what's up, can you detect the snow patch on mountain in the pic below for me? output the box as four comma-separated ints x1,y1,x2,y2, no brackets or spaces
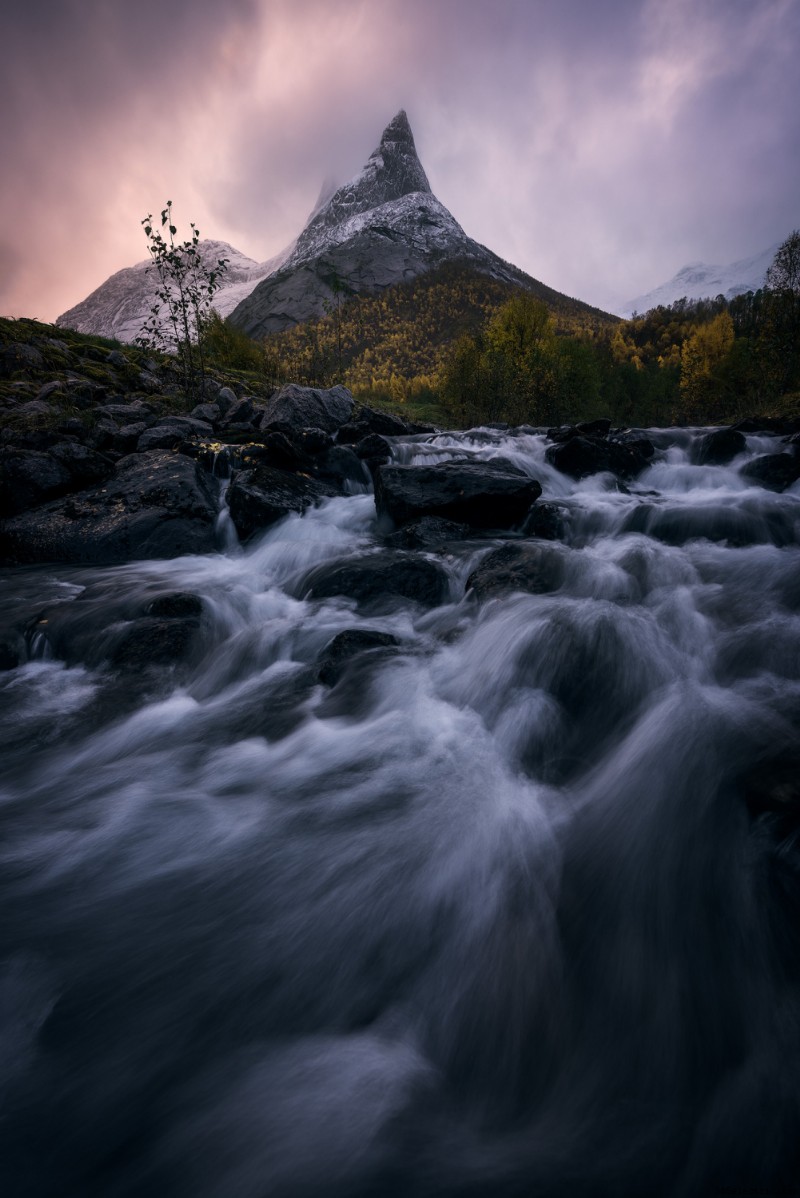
619,242,780,318
56,239,294,344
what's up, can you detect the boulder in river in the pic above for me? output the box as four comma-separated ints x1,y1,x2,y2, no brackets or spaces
466,543,567,600
316,629,400,685
374,460,542,529
383,515,472,549
693,427,747,466
740,453,800,493
300,550,450,610
0,450,220,565
545,432,652,480
227,465,338,542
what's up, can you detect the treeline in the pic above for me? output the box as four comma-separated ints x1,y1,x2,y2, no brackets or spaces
211,234,799,427
440,232,800,427
253,261,614,419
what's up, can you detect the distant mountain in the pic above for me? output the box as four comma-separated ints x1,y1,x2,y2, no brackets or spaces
230,110,603,338
56,240,295,344
619,242,780,318
57,111,608,345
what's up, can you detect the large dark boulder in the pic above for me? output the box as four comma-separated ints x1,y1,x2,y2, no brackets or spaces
316,629,400,685
313,445,370,489
520,502,565,540
383,515,472,549
26,587,207,672
374,460,542,529
545,434,652,480
693,427,747,466
740,453,800,492
337,406,413,442
0,444,114,518
300,551,450,609
260,384,355,435
0,450,220,565
0,449,72,518
227,465,338,541
466,543,566,600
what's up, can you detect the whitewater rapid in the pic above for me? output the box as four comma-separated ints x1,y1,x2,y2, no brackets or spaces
1,426,799,1196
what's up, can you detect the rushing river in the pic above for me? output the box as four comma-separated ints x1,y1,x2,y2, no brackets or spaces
1,426,799,1197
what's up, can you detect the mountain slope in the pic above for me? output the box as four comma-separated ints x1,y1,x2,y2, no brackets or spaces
620,241,780,317
56,240,295,344
229,110,604,337
57,109,610,345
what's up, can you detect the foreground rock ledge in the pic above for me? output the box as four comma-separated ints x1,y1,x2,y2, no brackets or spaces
0,450,219,565
374,459,542,529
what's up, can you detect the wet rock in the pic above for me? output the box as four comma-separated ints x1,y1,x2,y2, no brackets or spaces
227,465,338,541
520,502,565,540
260,384,355,435
466,543,566,600
0,450,220,565
108,617,203,671
545,434,651,480
144,592,203,618
114,422,149,454
0,631,25,670
259,430,316,473
49,442,115,490
0,449,72,518
577,418,612,437
314,445,369,489
89,418,120,452
136,426,185,452
316,629,400,685
222,397,256,425
337,407,412,442
622,499,796,548
190,402,222,425
301,551,450,609
694,427,747,466
216,386,238,414
384,515,471,549
374,460,542,529
740,453,800,493
353,434,392,465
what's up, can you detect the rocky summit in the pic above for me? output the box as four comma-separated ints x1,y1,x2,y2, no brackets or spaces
229,109,538,337
56,110,592,345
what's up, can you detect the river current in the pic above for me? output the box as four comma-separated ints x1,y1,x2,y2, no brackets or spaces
1,426,799,1196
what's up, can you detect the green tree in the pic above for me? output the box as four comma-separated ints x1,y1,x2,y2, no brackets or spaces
679,310,735,420
765,230,800,294
137,201,229,402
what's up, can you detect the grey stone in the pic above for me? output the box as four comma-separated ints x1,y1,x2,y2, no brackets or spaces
261,384,355,435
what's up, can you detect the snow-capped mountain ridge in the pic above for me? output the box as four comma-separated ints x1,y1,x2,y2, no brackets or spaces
229,110,538,337
620,241,780,317
56,239,295,344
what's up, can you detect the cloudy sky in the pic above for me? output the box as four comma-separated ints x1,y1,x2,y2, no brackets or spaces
2,0,798,322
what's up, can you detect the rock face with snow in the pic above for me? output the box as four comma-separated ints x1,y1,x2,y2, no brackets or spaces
56,240,295,344
619,242,780,318
229,110,536,337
